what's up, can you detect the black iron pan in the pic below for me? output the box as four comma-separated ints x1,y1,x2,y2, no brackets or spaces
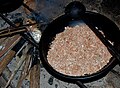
39,1,120,87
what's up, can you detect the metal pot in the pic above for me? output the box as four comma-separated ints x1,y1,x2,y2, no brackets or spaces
0,0,24,13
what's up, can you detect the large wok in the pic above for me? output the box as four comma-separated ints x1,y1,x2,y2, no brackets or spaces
39,1,120,87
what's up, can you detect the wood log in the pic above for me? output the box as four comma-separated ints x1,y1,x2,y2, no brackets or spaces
2,67,15,88
30,60,40,88
5,55,26,88
0,50,16,75
0,35,21,57
0,76,7,87
16,54,31,88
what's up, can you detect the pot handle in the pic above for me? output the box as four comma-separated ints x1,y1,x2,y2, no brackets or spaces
65,1,86,19
76,81,87,88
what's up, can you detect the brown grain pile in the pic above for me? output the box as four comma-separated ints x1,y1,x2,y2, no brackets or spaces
47,24,112,76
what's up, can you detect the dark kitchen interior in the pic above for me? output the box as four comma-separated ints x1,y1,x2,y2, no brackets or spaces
0,0,120,88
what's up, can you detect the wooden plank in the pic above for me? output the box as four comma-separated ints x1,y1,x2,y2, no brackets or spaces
0,76,7,87
16,54,31,88
30,60,40,88
5,55,26,88
2,67,11,81
0,50,16,75
2,67,15,88
0,35,21,58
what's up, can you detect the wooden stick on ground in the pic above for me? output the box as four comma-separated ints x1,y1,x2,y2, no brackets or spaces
16,54,31,88
4,55,26,88
0,50,16,75
30,60,40,88
2,67,15,88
